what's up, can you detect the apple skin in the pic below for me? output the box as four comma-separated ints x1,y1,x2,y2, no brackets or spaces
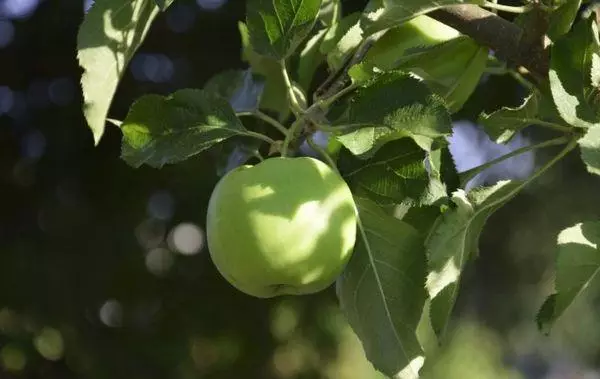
206,157,358,298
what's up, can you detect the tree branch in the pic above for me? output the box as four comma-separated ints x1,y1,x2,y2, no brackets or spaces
430,5,549,79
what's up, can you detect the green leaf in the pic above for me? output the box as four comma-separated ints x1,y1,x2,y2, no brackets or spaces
479,91,540,144
239,22,289,118
297,28,328,92
153,0,175,11
549,17,600,129
393,37,488,113
548,0,582,41
338,139,446,207
334,71,452,158
203,69,265,113
360,0,484,35
578,126,600,176
352,15,460,77
336,197,427,379
120,89,262,168
320,13,363,71
536,222,600,332
246,0,323,59
78,0,164,145
425,181,522,338
318,0,341,26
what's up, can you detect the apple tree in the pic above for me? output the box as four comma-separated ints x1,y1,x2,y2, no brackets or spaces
76,0,600,377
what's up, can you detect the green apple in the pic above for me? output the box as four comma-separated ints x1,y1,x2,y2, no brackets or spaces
206,157,358,298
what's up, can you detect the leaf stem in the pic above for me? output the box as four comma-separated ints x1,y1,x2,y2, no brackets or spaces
482,1,532,13
459,135,572,187
237,111,288,136
280,60,304,116
320,83,359,108
307,135,338,171
246,130,276,145
281,117,304,157
525,119,573,133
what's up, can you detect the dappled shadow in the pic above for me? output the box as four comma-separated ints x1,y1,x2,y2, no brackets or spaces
208,158,358,297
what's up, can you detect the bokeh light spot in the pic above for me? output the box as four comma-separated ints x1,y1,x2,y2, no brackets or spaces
0,0,40,19
0,86,14,115
21,129,46,160
147,190,175,220
131,53,174,83
0,20,15,48
0,344,26,372
196,0,227,10
166,3,196,33
99,300,123,328
145,247,174,277
34,327,64,361
135,218,166,249
168,223,205,255
48,77,75,106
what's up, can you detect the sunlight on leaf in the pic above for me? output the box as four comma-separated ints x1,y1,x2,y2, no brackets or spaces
426,181,522,338
78,0,167,144
537,222,600,332
360,0,484,35
120,89,261,168
549,17,600,129
334,71,452,158
578,126,600,176
246,0,323,59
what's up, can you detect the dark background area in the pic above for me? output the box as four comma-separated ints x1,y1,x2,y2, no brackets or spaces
1,1,600,378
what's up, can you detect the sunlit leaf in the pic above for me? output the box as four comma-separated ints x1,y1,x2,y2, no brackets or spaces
153,0,175,11
536,222,600,332
78,0,165,144
425,181,522,338
549,17,600,129
578,126,600,176
392,37,488,113
246,0,323,59
337,197,427,379
297,28,328,92
120,89,263,168
318,0,341,26
360,0,484,35
321,13,362,71
334,71,452,158
479,91,540,144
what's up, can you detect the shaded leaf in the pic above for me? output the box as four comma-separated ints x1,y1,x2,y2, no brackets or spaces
338,139,445,207
336,197,427,378
549,18,600,128
204,69,265,113
246,0,323,59
548,0,582,41
479,91,540,144
425,181,522,338
120,89,261,168
239,22,289,118
578,126,600,176
536,222,600,332
334,71,452,158
360,0,484,35
78,0,164,144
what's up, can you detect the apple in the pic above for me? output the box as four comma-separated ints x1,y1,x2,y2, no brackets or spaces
206,156,358,298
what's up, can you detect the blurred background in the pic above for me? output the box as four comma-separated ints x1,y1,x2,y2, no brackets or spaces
1,0,600,378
